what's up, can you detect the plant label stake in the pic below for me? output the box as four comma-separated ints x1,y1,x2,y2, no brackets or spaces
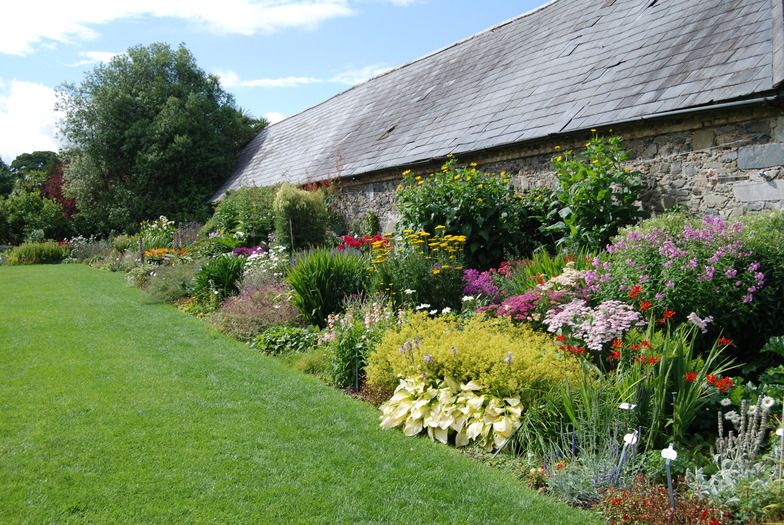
661,443,678,511
614,430,638,485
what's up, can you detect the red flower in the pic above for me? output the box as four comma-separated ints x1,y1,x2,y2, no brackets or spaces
647,357,661,365
663,310,675,318
565,254,574,263
612,339,624,349
639,301,653,310
640,340,651,349
555,334,566,342
608,350,622,361
684,372,697,382
717,336,735,347
628,285,642,299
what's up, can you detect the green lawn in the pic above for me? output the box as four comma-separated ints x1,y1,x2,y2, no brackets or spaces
0,265,600,524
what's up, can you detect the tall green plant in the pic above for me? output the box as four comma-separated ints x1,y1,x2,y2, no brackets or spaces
396,158,543,270
543,134,647,251
273,183,328,251
287,247,369,327
192,254,246,301
202,185,277,247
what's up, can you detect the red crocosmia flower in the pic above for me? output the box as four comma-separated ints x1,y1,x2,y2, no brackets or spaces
630,344,641,351
612,339,624,349
716,377,734,392
628,285,642,299
663,310,675,318
608,350,621,361
647,357,661,365
717,336,735,347
639,301,653,310
640,340,651,349
555,335,566,342
565,254,574,263
684,372,698,382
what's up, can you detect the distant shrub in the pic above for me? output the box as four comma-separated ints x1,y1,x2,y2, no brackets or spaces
274,182,328,250
209,280,301,341
365,311,578,402
192,254,245,300
5,241,68,265
287,247,369,327
140,215,177,250
202,185,277,247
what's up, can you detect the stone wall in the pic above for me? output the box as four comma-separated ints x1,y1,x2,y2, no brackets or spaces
332,102,784,232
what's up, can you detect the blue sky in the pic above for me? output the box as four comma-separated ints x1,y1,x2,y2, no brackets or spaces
0,0,549,164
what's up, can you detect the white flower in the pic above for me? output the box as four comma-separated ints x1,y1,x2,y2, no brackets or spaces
724,410,738,421
415,303,431,310
661,444,678,461
619,402,637,410
404,289,416,295
624,431,638,445
720,398,732,407
747,405,758,415
429,309,438,315
761,396,776,409
461,295,475,302
441,307,452,314
776,428,783,437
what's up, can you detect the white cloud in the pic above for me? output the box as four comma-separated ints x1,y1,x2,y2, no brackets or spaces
216,64,390,90
68,51,120,67
0,79,62,163
1,1,355,56
264,112,286,124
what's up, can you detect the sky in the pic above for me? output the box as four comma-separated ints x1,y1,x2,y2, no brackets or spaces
0,0,550,165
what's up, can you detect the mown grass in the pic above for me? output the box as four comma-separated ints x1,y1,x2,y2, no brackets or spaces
0,265,600,524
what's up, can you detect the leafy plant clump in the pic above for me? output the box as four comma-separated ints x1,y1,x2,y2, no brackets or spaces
191,253,246,301
542,134,647,251
202,185,277,247
273,182,329,251
250,325,319,355
396,158,543,270
5,241,69,265
209,280,301,341
365,311,578,402
287,247,369,327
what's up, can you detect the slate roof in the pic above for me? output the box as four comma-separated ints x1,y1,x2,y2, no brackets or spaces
214,0,780,199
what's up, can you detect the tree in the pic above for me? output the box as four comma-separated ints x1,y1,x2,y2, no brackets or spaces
56,43,264,235
0,159,13,197
9,151,60,193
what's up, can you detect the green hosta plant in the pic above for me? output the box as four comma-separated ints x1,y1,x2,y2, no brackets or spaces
543,134,647,251
192,253,246,301
379,374,522,450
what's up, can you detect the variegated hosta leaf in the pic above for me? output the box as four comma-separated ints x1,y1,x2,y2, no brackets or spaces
492,415,515,438
443,376,459,392
404,417,423,436
455,427,469,448
461,380,483,391
466,395,485,412
428,426,449,444
466,420,485,441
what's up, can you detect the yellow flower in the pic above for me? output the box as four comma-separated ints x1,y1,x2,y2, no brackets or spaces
477,198,483,202
447,154,453,158
586,143,591,147
591,128,596,132
555,146,560,149
402,170,411,176
454,174,460,180
592,159,599,164
418,231,431,236
397,184,402,190
432,269,441,275
556,156,562,162
417,180,424,185
403,229,414,233
500,171,507,176
466,176,471,181
470,162,478,167
435,225,446,230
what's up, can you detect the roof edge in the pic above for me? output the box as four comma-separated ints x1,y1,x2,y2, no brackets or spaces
773,0,784,86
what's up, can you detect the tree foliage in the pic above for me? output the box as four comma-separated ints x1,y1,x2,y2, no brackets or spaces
0,159,13,197
56,42,263,235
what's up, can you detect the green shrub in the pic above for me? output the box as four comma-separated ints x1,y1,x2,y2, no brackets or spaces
66,235,113,262
287,247,369,327
273,182,328,250
0,189,70,245
139,215,177,250
365,312,579,402
202,185,277,247
369,230,466,313
541,134,647,251
192,254,245,300
250,325,319,355
5,241,68,265
396,159,543,270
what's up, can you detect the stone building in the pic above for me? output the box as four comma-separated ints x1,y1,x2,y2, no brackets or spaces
213,0,784,232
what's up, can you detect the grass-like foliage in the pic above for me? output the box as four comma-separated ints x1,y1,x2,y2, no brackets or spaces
287,247,369,327
4,241,68,265
141,260,202,304
191,253,245,300
0,265,599,524
366,311,578,401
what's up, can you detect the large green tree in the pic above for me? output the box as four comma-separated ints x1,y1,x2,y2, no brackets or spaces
0,159,13,197
56,43,264,235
